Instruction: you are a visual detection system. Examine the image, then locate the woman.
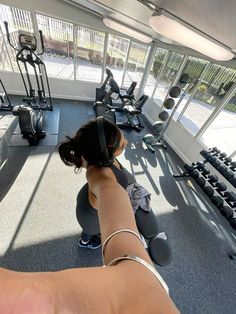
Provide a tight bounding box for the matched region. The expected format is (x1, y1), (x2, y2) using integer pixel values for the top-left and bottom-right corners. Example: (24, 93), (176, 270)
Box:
(58, 117), (135, 249)
(58, 117), (172, 267)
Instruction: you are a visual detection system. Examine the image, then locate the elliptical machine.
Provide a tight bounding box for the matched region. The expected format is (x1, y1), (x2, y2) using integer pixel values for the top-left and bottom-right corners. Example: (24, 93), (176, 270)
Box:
(4, 21), (53, 145)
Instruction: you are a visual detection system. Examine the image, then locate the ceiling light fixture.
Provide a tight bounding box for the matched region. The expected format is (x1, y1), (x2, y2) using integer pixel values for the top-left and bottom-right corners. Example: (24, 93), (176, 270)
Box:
(103, 17), (152, 43)
(149, 9), (234, 61)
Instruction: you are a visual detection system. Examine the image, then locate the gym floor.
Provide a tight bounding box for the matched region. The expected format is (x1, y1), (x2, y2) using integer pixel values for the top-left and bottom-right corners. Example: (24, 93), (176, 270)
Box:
(0, 97), (236, 314)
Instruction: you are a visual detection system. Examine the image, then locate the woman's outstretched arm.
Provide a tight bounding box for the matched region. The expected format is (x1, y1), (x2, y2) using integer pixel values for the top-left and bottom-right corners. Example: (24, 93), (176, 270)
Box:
(0, 166), (179, 314)
(86, 165), (153, 265)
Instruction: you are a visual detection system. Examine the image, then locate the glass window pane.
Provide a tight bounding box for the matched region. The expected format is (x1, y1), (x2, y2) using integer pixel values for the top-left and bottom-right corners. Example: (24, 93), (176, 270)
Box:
(0, 4), (33, 72)
(232, 151), (236, 162)
(179, 64), (236, 135)
(172, 56), (208, 121)
(36, 14), (74, 80)
(153, 52), (184, 106)
(144, 47), (168, 97)
(199, 92), (236, 155)
(76, 26), (105, 82)
(0, 26), (12, 71)
(123, 42), (149, 88)
(106, 34), (130, 86)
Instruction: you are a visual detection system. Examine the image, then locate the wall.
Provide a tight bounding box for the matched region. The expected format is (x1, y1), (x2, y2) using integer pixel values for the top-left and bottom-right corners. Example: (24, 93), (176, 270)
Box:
(1, 70), (99, 101)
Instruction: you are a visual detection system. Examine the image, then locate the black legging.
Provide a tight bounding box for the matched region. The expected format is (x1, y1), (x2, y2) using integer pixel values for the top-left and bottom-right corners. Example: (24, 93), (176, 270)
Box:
(76, 183), (159, 239)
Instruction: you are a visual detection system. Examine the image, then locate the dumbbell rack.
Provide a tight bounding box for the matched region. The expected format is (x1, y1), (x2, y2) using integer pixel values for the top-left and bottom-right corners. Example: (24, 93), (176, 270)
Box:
(173, 147), (236, 260)
(200, 150), (236, 188)
(155, 80), (197, 149)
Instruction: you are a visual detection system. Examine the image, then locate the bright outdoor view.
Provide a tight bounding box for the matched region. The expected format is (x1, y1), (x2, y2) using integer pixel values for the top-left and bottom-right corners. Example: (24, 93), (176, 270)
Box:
(0, 3), (235, 155)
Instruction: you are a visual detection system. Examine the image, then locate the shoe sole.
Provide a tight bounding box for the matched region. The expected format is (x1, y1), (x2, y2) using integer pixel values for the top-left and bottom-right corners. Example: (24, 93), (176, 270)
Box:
(78, 242), (102, 250)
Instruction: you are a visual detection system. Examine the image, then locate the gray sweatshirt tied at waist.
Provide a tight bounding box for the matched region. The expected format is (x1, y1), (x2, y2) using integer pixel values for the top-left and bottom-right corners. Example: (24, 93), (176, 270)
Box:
(126, 182), (152, 213)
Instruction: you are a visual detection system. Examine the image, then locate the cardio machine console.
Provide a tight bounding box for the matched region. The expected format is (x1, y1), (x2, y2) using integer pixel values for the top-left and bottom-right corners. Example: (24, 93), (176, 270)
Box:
(18, 31), (37, 51)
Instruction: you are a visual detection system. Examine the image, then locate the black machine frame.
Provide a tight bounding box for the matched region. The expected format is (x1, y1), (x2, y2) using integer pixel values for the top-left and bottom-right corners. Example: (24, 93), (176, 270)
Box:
(94, 69), (147, 132)
(4, 21), (53, 145)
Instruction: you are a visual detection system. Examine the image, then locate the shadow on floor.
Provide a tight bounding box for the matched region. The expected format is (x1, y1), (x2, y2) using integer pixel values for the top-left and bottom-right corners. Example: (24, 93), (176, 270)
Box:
(0, 234), (102, 272)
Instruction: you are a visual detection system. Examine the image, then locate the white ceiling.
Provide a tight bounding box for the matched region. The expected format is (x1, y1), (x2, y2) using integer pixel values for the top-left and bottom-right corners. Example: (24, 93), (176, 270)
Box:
(66, 0), (236, 51)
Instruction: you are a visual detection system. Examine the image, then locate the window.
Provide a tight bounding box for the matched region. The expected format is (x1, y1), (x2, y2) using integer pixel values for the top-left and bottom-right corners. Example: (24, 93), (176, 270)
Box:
(123, 42), (149, 88)
(153, 51), (184, 106)
(36, 14), (74, 80)
(0, 26), (12, 71)
(172, 56), (208, 121)
(0, 4), (33, 72)
(199, 92), (236, 155)
(144, 47), (168, 97)
(178, 63), (236, 135)
(106, 34), (130, 86)
(76, 26), (105, 82)
(231, 151), (236, 162)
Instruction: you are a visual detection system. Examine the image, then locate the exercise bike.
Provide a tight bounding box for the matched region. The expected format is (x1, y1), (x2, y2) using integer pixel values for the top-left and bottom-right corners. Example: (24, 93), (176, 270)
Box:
(95, 67), (114, 103)
(94, 72), (121, 123)
(100, 76), (148, 132)
(4, 21), (53, 145)
(95, 67), (137, 112)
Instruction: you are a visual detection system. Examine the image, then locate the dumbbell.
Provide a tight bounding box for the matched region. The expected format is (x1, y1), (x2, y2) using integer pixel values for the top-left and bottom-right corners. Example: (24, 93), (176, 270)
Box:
(224, 191), (236, 203)
(199, 174), (218, 190)
(195, 174), (219, 189)
(208, 174), (219, 186)
(211, 196), (224, 208)
(208, 182), (227, 206)
(188, 161), (209, 176)
(204, 151), (221, 162)
(201, 167), (211, 177)
(225, 168), (234, 180)
(184, 162), (205, 176)
(209, 147), (220, 154)
(224, 157), (232, 166)
(218, 152), (227, 160)
(208, 182), (226, 208)
(219, 205), (236, 219)
(218, 164), (228, 176)
(202, 184), (215, 197)
(229, 161), (236, 171)
(192, 167), (210, 180)
(184, 164), (198, 175)
(200, 150), (209, 158)
(191, 169), (200, 179)
(195, 161), (206, 169)
(200, 148), (220, 160)
(195, 176), (206, 187)
(230, 217), (236, 230)
(229, 175), (236, 188)
(215, 182), (227, 195)
(209, 156), (221, 167)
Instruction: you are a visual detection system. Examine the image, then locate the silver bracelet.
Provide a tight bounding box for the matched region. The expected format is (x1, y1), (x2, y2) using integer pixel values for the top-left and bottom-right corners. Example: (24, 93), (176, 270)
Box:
(102, 229), (143, 264)
(108, 255), (169, 295)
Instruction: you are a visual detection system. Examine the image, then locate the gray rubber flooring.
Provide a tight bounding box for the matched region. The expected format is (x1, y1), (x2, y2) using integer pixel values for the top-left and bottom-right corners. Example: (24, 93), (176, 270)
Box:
(0, 97), (236, 314)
